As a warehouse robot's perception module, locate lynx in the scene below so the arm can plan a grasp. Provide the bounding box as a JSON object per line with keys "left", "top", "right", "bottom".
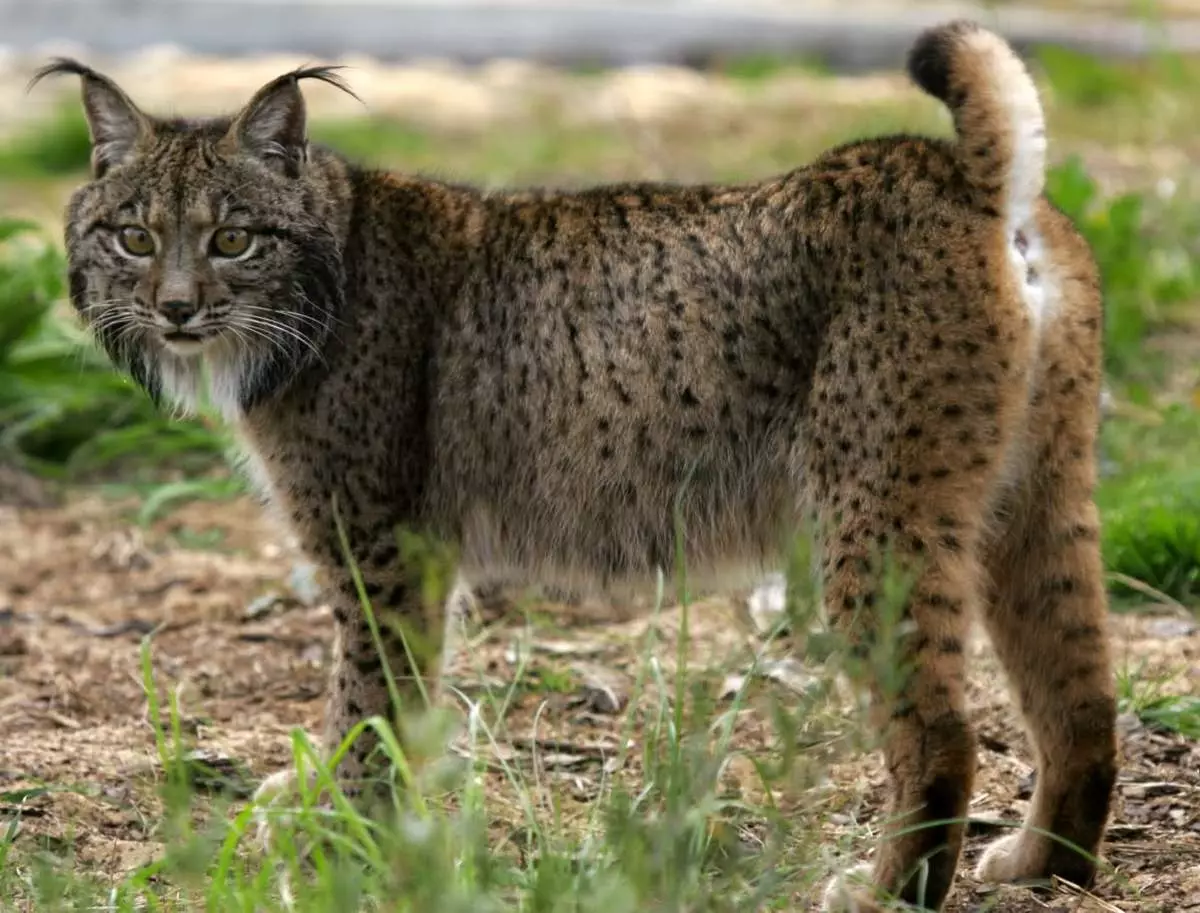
{"left": 37, "top": 21, "right": 1117, "bottom": 910}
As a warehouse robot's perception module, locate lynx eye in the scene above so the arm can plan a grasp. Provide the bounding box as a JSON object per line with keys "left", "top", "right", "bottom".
{"left": 211, "top": 227, "right": 252, "bottom": 258}
{"left": 117, "top": 226, "right": 155, "bottom": 257}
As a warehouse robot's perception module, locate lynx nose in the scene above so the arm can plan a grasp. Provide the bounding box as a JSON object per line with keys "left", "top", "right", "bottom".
{"left": 159, "top": 299, "right": 198, "bottom": 327}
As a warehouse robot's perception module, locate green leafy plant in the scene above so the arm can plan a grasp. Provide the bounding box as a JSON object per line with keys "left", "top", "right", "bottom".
{"left": 0, "top": 106, "right": 92, "bottom": 178}
{"left": 0, "top": 219, "right": 226, "bottom": 479}
{"left": 1046, "top": 157, "right": 1200, "bottom": 384}
{"left": 1117, "top": 664, "right": 1200, "bottom": 739}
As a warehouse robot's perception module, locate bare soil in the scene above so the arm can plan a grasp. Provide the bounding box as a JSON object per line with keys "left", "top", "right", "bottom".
{"left": 1, "top": 491, "right": 1198, "bottom": 911}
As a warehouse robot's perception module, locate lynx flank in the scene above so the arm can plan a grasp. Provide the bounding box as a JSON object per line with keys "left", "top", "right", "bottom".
{"left": 37, "top": 21, "right": 1117, "bottom": 910}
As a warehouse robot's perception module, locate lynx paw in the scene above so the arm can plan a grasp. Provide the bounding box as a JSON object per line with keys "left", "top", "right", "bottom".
{"left": 252, "top": 766, "right": 336, "bottom": 858}
{"left": 253, "top": 767, "right": 307, "bottom": 806}
{"left": 252, "top": 768, "right": 332, "bottom": 907}
{"left": 822, "top": 864, "right": 886, "bottom": 912}
{"left": 975, "top": 829, "right": 1105, "bottom": 893}
{"left": 974, "top": 832, "right": 1038, "bottom": 884}
{"left": 253, "top": 768, "right": 308, "bottom": 852}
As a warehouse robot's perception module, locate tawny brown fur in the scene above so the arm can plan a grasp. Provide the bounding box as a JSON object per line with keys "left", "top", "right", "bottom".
{"left": 37, "top": 20, "right": 1117, "bottom": 910}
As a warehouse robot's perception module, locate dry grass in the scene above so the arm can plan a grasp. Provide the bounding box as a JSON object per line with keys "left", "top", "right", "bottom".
{"left": 1, "top": 491, "right": 1198, "bottom": 910}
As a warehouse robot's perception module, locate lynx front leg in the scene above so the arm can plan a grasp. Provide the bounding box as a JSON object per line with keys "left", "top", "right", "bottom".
{"left": 323, "top": 528, "right": 453, "bottom": 800}
{"left": 255, "top": 530, "right": 451, "bottom": 821}
{"left": 323, "top": 585, "right": 438, "bottom": 794}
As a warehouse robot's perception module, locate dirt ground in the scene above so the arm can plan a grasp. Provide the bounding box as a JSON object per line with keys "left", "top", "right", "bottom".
{"left": 1, "top": 488, "right": 1198, "bottom": 911}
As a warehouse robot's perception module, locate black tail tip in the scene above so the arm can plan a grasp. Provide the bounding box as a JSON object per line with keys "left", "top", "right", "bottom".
{"left": 907, "top": 19, "right": 982, "bottom": 101}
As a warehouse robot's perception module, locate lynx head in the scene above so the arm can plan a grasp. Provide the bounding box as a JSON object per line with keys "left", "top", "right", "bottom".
{"left": 31, "top": 60, "right": 356, "bottom": 417}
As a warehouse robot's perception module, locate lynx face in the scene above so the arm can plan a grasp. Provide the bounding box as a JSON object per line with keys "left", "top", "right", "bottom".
{"left": 52, "top": 63, "right": 347, "bottom": 416}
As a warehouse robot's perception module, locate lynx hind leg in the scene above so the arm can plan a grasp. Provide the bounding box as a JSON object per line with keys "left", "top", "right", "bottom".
{"left": 808, "top": 273, "right": 1046, "bottom": 911}
{"left": 974, "top": 417, "right": 1117, "bottom": 890}
{"left": 815, "top": 19, "right": 1065, "bottom": 909}
{"left": 975, "top": 209, "right": 1117, "bottom": 889}
{"left": 815, "top": 491, "right": 985, "bottom": 911}
{"left": 808, "top": 263, "right": 1039, "bottom": 912}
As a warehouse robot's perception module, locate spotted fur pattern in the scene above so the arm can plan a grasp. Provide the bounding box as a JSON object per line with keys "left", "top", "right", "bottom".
{"left": 39, "top": 20, "right": 1117, "bottom": 910}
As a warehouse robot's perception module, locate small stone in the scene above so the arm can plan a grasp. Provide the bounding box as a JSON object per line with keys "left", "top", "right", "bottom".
{"left": 746, "top": 572, "right": 788, "bottom": 635}
{"left": 719, "top": 673, "right": 748, "bottom": 700}
{"left": 1122, "top": 781, "right": 1182, "bottom": 800}
{"left": 287, "top": 562, "right": 323, "bottom": 606}
{"left": 573, "top": 663, "right": 630, "bottom": 714}
{"left": 1116, "top": 712, "right": 1144, "bottom": 737}
{"left": 1144, "top": 617, "right": 1198, "bottom": 638}
{"left": 1016, "top": 770, "right": 1036, "bottom": 800}
{"left": 760, "top": 657, "right": 819, "bottom": 696}
{"left": 0, "top": 627, "right": 27, "bottom": 657}
{"left": 244, "top": 592, "right": 284, "bottom": 620}
{"left": 181, "top": 749, "right": 254, "bottom": 798}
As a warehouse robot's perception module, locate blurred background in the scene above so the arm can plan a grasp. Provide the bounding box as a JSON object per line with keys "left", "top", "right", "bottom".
{"left": 3, "top": 0, "right": 1198, "bottom": 585}
{"left": 0, "top": 2, "right": 1197, "bottom": 910}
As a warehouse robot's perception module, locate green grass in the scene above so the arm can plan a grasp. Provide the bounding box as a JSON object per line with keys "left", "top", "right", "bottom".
{"left": 1098, "top": 405, "right": 1200, "bottom": 607}
{"left": 715, "top": 53, "right": 832, "bottom": 82}
{"left": 1038, "top": 149, "right": 1200, "bottom": 610}
{"left": 311, "top": 118, "right": 433, "bottom": 167}
{"left": 1035, "top": 46, "right": 1176, "bottom": 108}
{"left": 0, "top": 525, "right": 1128, "bottom": 911}
{"left": 310, "top": 117, "right": 634, "bottom": 188}
{"left": 0, "top": 534, "right": 914, "bottom": 912}
{"left": 1035, "top": 43, "right": 1200, "bottom": 147}
{"left": 1046, "top": 156, "right": 1200, "bottom": 385}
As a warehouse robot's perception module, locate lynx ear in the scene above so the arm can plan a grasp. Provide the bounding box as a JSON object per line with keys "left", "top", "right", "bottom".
{"left": 29, "top": 58, "right": 151, "bottom": 177}
{"left": 219, "top": 66, "right": 357, "bottom": 177}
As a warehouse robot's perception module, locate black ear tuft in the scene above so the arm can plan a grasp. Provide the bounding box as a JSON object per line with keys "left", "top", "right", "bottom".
{"left": 285, "top": 65, "right": 362, "bottom": 104}
{"left": 29, "top": 57, "right": 150, "bottom": 177}
{"left": 27, "top": 57, "right": 101, "bottom": 92}
{"left": 219, "top": 65, "right": 361, "bottom": 176}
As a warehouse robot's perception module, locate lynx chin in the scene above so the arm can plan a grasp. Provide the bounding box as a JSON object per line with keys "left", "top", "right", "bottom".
{"left": 37, "top": 20, "right": 1117, "bottom": 911}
